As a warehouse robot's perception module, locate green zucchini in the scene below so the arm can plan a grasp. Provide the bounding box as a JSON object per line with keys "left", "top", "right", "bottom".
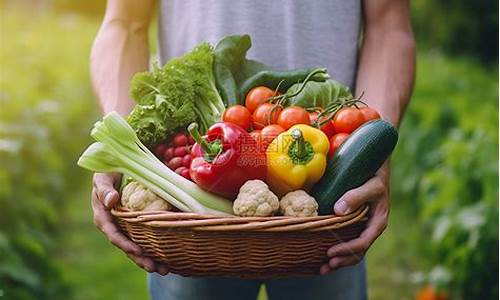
{"left": 239, "top": 67, "right": 329, "bottom": 101}
{"left": 311, "top": 119, "right": 399, "bottom": 215}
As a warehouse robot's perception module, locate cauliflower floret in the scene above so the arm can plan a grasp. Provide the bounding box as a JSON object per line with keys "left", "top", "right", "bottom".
{"left": 233, "top": 180, "right": 279, "bottom": 217}
{"left": 121, "top": 181, "right": 172, "bottom": 211}
{"left": 279, "top": 190, "right": 318, "bottom": 217}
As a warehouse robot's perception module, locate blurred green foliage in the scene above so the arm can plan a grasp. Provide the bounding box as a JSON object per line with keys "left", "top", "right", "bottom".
{"left": 0, "top": 10, "right": 99, "bottom": 299}
{"left": 412, "top": 0, "right": 499, "bottom": 63}
{"left": 0, "top": 2, "right": 498, "bottom": 300}
{"left": 392, "top": 52, "right": 498, "bottom": 298}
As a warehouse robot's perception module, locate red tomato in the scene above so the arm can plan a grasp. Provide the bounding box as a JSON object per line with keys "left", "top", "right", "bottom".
{"left": 252, "top": 103, "right": 282, "bottom": 130}
{"left": 328, "top": 133, "right": 349, "bottom": 157}
{"left": 222, "top": 105, "right": 252, "bottom": 131}
{"left": 245, "top": 86, "right": 276, "bottom": 113}
{"left": 249, "top": 130, "right": 264, "bottom": 153}
{"left": 309, "top": 111, "right": 336, "bottom": 138}
{"left": 277, "top": 106, "right": 310, "bottom": 130}
{"left": 261, "top": 124, "right": 285, "bottom": 150}
{"left": 359, "top": 107, "right": 381, "bottom": 122}
{"left": 333, "top": 107, "right": 365, "bottom": 134}
{"left": 250, "top": 130, "right": 262, "bottom": 142}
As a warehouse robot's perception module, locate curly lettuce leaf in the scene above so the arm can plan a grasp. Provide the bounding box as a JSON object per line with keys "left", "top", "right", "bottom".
{"left": 127, "top": 43, "right": 225, "bottom": 146}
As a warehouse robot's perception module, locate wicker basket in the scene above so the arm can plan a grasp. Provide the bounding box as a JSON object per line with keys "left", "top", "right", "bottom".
{"left": 111, "top": 205, "right": 368, "bottom": 279}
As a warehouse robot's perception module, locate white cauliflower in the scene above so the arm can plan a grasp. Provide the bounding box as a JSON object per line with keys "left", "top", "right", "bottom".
{"left": 121, "top": 181, "right": 172, "bottom": 211}
{"left": 233, "top": 180, "right": 279, "bottom": 217}
{"left": 279, "top": 190, "right": 318, "bottom": 217}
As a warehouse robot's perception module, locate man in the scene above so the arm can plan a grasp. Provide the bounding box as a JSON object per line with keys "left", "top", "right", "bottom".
{"left": 90, "top": 0, "right": 415, "bottom": 299}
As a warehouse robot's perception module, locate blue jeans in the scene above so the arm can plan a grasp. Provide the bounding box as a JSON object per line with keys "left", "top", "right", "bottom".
{"left": 148, "top": 260, "right": 366, "bottom": 300}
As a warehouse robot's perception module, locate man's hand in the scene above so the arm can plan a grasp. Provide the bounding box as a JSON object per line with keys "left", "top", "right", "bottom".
{"left": 320, "top": 163, "right": 390, "bottom": 275}
{"left": 91, "top": 173, "right": 169, "bottom": 275}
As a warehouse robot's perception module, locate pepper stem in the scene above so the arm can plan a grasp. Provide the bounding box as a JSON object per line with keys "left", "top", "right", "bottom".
{"left": 291, "top": 129, "right": 306, "bottom": 158}
{"left": 188, "top": 123, "right": 216, "bottom": 156}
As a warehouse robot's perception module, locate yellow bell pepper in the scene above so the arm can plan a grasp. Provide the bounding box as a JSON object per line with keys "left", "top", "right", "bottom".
{"left": 266, "top": 124, "right": 330, "bottom": 196}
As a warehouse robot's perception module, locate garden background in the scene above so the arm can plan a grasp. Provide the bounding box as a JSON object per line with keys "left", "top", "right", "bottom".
{"left": 1, "top": 0, "right": 498, "bottom": 299}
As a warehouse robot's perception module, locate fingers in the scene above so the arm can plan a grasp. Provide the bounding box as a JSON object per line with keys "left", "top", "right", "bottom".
{"left": 93, "top": 173, "right": 121, "bottom": 208}
{"left": 333, "top": 176, "right": 386, "bottom": 215}
{"left": 126, "top": 253, "right": 156, "bottom": 272}
{"left": 321, "top": 193, "right": 390, "bottom": 275}
{"left": 319, "top": 263, "right": 331, "bottom": 275}
{"left": 91, "top": 174, "right": 168, "bottom": 275}
{"left": 92, "top": 194, "right": 143, "bottom": 256}
{"left": 319, "top": 255, "right": 363, "bottom": 275}
{"left": 328, "top": 255, "right": 363, "bottom": 269}
{"left": 327, "top": 205, "right": 388, "bottom": 257}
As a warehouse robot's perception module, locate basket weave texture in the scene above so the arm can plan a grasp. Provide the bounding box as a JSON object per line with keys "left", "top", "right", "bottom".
{"left": 112, "top": 206, "right": 368, "bottom": 279}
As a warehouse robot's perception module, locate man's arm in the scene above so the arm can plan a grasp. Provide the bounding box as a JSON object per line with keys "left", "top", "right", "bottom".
{"left": 355, "top": 0, "right": 415, "bottom": 126}
{"left": 90, "top": 0, "right": 155, "bottom": 115}
{"left": 321, "top": 0, "right": 415, "bottom": 274}
{"left": 90, "top": 0, "right": 168, "bottom": 274}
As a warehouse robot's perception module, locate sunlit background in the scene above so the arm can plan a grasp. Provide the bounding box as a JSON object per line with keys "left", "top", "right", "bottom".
{"left": 0, "top": 1, "right": 498, "bottom": 299}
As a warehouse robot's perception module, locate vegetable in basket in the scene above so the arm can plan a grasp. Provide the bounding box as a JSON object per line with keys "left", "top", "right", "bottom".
{"left": 213, "top": 34, "right": 330, "bottom": 106}
{"left": 121, "top": 181, "right": 172, "bottom": 211}
{"left": 128, "top": 43, "right": 225, "bottom": 146}
{"left": 311, "top": 119, "right": 398, "bottom": 215}
{"left": 279, "top": 190, "right": 319, "bottom": 217}
{"left": 188, "top": 122, "right": 266, "bottom": 199}
{"left": 266, "top": 124, "right": 329, "bottom": 196}
{"left": 77, "top": 112, "right": 233, "bottom": 216}
{"left": 239, "top": 67, "right": 329, "bottom": 101}
{"left": 285, "top": 79, "right": 353, "bottom": 109}
{"left": 233, "top": 180, "right": 279, "bottom": 217}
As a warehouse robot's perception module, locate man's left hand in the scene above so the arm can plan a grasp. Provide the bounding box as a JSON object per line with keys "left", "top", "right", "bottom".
{"left": 320, "top": 162, "right": 390, "bottom": 275}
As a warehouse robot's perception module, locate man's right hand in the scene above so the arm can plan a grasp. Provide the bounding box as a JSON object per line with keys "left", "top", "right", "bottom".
{"left": 91, "top": 173, "right": 169, "bottom": 275}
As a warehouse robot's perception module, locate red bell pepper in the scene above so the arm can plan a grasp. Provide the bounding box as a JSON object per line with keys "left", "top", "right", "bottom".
{"left": 188, "top": 122, "right": 266, "bottom": 199}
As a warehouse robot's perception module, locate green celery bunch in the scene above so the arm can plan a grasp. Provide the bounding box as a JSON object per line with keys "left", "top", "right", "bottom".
{"left": 78, "top": 112, "right": 233, "bottom": 216}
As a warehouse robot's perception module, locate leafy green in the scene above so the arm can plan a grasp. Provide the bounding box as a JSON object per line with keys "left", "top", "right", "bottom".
{"left": 285, "top": 79, "right": 353, "bottom": 109}
{"left": 213, "top": 34, "right": 271, "bottom": 105}
{"left": 128, "top": 43, "right": 225, "bottom": 146}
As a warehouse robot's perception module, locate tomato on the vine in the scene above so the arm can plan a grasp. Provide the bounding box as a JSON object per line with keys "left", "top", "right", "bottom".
{"left": 359, "top": 107, "right": 381, "bottom": 122}
{"left": 328, "top": 133, "right": 349, "bottom": 157}
{"left": 222, "top": 105, "right": 252, "bottom": 131}
{"left": 277, "top": 106, "right": 310, "bottom": 130}
{"left": 310, "top": 111, "right": 336, "bottom": 138}
{"left": 250, "top": 129, "right": 262, "bottom": 142}
{"left": 261, "top": 124, "right": 285, "bottom": 150}
{"left": 333, "top": 107, "right": 365, "bottom": 134}
{"left": 252, "top": 103, "right": 282, "bottom": 130}
{"left": 245, "top": 86, "right": 276, "bottom": 113}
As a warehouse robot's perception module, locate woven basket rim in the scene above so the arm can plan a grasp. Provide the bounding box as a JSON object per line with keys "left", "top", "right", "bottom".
{"left": 111, "top": 205, "right": 369, "bottom": 232}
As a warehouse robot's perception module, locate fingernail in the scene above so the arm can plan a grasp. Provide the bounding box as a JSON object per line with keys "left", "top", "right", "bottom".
{"left": 334, "top": 200, "right": 348, "bottom": 215}
{"left": 104, "top": 192, "right": 113, "bottom": 207}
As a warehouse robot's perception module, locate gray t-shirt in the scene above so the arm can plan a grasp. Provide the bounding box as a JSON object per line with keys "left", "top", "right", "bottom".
{"left": 158, "top": 0, "right": 361, "bottom": 89}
